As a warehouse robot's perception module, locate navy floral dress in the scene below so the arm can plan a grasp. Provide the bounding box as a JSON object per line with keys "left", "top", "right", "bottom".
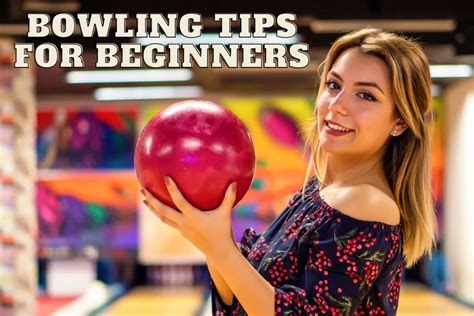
{"left": 211, "top": 177, "right": 404, "bottom": 315}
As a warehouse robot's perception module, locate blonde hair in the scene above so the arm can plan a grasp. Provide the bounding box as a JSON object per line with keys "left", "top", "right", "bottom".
{"left": 304, "top": 28, "right": 437, "bottom": 268}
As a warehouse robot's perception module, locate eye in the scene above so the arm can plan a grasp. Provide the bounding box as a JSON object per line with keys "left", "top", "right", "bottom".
{"left": 357, "top": 92, "right": 377, "bottom": 102}
{"left": 325, "top": 80, "right": 340, "bottom": 90}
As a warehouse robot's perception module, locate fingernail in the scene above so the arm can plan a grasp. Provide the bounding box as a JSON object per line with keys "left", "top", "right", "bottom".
{"left": 143, "top": 200, "right": 149, "bottom": 206}
{"left": 140, "top": 189, "right": 145, "bottom": 195}
{"left": 232, "top": 182, "right": 237, "bottom": 193}
{"left": 164, "top": 176, "right": 171, "bottom": 186}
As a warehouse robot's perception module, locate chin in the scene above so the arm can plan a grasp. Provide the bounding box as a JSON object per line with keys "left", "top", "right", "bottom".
{"left": 319, "top": 140, "right": 346, "bottom": 154}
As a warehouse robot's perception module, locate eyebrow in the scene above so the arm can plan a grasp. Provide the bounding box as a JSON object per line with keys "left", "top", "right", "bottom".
{"left": 329, "top": 71, "right": 385, "bottom": 95}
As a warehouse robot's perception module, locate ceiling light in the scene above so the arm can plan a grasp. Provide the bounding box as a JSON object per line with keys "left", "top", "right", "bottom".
{"left": 429, "top": 65, "right": 473, "bottom": 78}
{"left": 136, "top": 33, "right": 300, "bottom": 46}
{"left": 66, "top": 69, "right": 193, "bottom": 84}
{"left": 94, "top": 86, "right": 203, "bottom": 101}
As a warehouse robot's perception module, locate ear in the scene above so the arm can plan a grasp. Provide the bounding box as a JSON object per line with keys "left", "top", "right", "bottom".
{"left": 390, "top": 119, "right": 409, "bottom": 137}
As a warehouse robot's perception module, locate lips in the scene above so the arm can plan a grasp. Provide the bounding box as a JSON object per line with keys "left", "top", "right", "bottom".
{"left": 324, "top": 120, "right": 354, "bottom": 132}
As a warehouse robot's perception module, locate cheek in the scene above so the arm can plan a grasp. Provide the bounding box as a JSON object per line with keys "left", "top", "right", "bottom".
{"left": 352, "top": 106, "right": 384, "bottom": 126}
{"left": 316, "top": 96, "right": 329, "bottom": 116}
{"left": 355, "top": 113, "right": 391, "bottom": 140}
{"left": 316, "top": 101, "right": 328, "bottom": 128}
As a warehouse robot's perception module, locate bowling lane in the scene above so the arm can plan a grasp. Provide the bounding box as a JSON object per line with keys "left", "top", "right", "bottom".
{"left": 100, "top": 286, "right": 207, "bottom": 315}
{"left": 397, "top": 283, "right": 474, "bottom": 315}
{"left": 100, "top": 283, "right": 473, "bottom": 315}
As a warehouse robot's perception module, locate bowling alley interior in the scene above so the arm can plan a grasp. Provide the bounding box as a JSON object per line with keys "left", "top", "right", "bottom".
{"left": 1, "top": 1, "right": 474, "bottom": 315}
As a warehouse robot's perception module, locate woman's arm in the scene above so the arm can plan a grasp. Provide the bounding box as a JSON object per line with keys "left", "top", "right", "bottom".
{"left": 142, "top": 180, "right": 275, "bottom": 314}
{"left": 207, "top": 241, "right": 275, "bottom": 316}
{"left": 207, "top": 259, "right": 234, "bottom": 305}
{"left": 207, "top": 231, "right": 241, "bottom": 306}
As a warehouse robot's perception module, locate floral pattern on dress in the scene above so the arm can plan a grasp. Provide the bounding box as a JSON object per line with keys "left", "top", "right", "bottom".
{"left": 211, "top": 177, "right": 404, "bottom": 315}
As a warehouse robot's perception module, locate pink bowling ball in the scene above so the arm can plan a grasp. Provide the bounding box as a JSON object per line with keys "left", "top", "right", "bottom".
{"left": 134, "top": 100, "right": 256, "bottom": 211}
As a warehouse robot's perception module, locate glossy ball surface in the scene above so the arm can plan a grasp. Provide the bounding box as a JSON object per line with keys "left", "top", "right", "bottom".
{"left": 135, "top": 100, "right": 256, "bottom": 211}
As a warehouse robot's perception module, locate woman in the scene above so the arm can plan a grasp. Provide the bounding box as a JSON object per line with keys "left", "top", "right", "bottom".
{"left": 141, "top": 28, "right": 437, "bottom": 315}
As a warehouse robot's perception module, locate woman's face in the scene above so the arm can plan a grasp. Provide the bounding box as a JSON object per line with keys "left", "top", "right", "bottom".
{"left": 317, "top": 47, "right": 401, "bottom": 157}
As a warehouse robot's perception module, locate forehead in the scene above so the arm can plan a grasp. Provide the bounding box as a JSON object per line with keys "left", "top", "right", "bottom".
{"left": 330, "top": 47, "right": 391, "bottom": 87}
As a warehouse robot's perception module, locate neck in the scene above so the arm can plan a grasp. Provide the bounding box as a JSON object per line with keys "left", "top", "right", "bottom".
{"left": 321, "top": 150, "right": 386, "bottom": 189}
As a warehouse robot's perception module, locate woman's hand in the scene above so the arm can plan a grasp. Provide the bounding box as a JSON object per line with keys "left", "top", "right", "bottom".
{"left": 141, "top": 176, "right": 238, "bottom": 257}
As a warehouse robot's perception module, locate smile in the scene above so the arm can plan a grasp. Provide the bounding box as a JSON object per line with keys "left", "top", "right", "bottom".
{"left": 324, "top": 120, "right": 354, "bottom": 132}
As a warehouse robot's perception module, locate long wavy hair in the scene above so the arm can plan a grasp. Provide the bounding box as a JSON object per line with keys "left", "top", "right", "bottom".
{"left": 304, "top": 28, "right": 437, "bottom": 267}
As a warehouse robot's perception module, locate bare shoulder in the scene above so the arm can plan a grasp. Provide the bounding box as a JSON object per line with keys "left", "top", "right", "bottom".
{"left": 322, "top": 184, "right": 401, "bottom": 225}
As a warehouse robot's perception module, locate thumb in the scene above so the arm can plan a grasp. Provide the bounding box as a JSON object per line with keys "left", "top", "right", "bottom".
{"left": 216, "top": 182, "right": 237, "bottom": 212}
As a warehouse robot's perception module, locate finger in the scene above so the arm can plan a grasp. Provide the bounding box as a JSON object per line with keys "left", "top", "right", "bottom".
{"left": 164, "top": 176, "right": 198, "bottom": 214}
{"left": 142, "top": 192, "right": 185, "bottom": 225}
{"left": 144, "top": 200, "right": 179, "bottom": 228}
{"left": 148, "top": 205, "right": 180, "bottom": 230}
{"left": 156, "top": 213, "right": 180, "bottom": 229}
{"left": 215, "top": 182, "right": 237, "bottom": 211}
{"left": 143, "top": 199, "right": 181, "bottom": 229}
{"left": 142, "top": 188, "right": 167, "bottom": 210}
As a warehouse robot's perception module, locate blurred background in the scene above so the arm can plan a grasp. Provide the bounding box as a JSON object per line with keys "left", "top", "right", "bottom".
{"left": 0, "top": 0, "right": 473, "bottom": 315}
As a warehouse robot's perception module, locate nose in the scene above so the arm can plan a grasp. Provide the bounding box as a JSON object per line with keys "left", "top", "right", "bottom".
{"left": 328, "top": 90, "right": 348, "bottom": 115}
